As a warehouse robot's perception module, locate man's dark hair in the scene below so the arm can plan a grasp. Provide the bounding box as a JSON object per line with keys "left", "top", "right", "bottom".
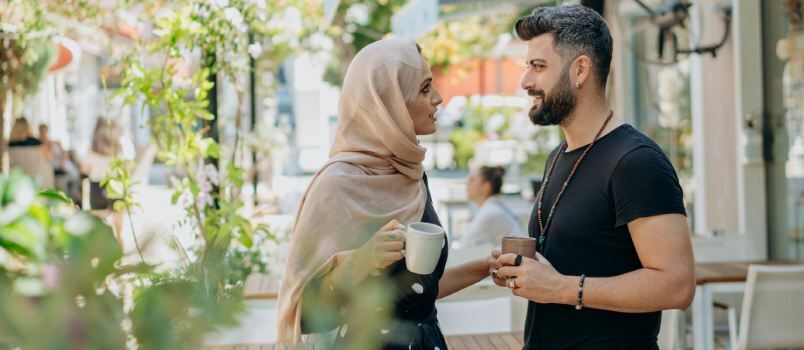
{"left": 515, "top": 5, "right": 613, "bottom": 88}
{"left": 479, "top": 166, "right": 506, "bottom": 195}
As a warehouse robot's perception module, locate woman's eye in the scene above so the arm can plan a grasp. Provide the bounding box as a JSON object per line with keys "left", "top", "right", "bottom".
{"left": 421, "top": 86, "right": 430, "bottom": 94}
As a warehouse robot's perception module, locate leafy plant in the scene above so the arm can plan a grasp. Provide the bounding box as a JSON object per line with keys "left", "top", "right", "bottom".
{"left": 1, "top": 1, "right": 320, "bottom": 348}
{"left": 0, "top": 170, "right": 126, "bottom": 348}
{"left": 449, "top": 101, "right": 526, "bottom": 170}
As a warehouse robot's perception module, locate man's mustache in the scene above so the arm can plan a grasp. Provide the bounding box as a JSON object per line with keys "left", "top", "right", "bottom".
{"left": 527, "top": 89, "right": 545, "bottom": 99}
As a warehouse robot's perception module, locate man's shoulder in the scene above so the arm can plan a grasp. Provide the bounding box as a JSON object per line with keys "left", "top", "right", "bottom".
{"left": 606, "top": 124, "right": 659, "bottom": 149}
{"left": 604, "top": 125, "right": 667, "bottom": 163}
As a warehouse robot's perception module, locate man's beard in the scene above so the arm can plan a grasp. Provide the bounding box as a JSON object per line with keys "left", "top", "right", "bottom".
{"left": 527, "top": 68, "right": 577, "bottom": 126}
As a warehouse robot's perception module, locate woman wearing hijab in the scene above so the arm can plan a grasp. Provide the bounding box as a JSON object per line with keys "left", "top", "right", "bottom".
{"left": 277, "top": 38, "right": 492, "bottom": 349}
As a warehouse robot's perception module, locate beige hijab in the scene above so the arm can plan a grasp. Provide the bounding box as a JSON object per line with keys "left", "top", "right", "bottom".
{"left": 276, "top": 38, "right": 429, "bottom": 343}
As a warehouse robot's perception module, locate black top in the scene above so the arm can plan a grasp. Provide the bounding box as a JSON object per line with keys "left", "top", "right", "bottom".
{"left": 8, "top": 137, "right": 41, "bottom": 147}
{"left": 302, "top": 174, "right": 448, "bottom": 350}
{"left": 523, "top": 125, "right": 686, "bottom": 350}
{"left": 367, "top": 173, "right": 449, "bottom": 349}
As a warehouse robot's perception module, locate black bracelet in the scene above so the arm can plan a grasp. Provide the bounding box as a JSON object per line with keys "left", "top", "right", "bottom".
{"left": 575, "top": 274, "right": 586, "bottom": 310}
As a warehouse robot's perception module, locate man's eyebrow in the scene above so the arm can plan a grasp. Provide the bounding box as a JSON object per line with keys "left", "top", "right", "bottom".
{"left": 528, "top": 58, "right": 548, "bottom": 66}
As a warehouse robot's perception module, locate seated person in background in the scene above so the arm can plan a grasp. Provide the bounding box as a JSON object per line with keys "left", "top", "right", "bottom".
{"left": 40, "top": 123, "right": 81, "bottom": 201}
{"left": 8, "top": 117, "right": 54, "bottom": 188}
{"left": 458, "top": 166, "right": 525, "bottom": 249}
{"left": 9, "top": 117, "right": 43, "bottom": 148}
{"left": 81, "top": 117, "right": 126, "bottom": 210}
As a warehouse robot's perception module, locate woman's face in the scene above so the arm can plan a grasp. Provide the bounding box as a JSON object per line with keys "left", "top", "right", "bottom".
{"left": 408, "top": 55, "right": 443, "bottom": 135}
{"left": 466, "top": 169, "right": 490, "bottom": 202}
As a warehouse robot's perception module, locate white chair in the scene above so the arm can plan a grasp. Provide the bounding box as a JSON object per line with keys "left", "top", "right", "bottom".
{"left": 726, "top": 265, "right": 804, "bottom": 350}
{"left": 8, "top": 146, "right": 54, "bottom": 189}
{"left": 658, "top": 309, "right": 685, "bottom": 350}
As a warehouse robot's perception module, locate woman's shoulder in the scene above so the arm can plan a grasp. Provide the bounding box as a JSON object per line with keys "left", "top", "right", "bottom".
{"left": 321, "top": 161, "right": 365, "bottom": 175}
{"left": 308, "top": 162, "right": 365, "bottom": 191}
{"left": 321, "top": 161, "right": 393, "bottom": 183}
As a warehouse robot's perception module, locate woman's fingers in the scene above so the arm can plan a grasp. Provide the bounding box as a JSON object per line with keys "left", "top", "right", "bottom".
{"left": 488, "top": 257, "right": 502, "bottom": 270}
{"left": 381, "top": 219, "right": 400, "bottom": 231}
{"left": 381, "top": 252, "right": 404, "bottom": 261}
{"left": 380, "top": 230, "right": 405, "bottom": 242}
{"left": 379, "top": 240, "right": 404, "bottom": 252}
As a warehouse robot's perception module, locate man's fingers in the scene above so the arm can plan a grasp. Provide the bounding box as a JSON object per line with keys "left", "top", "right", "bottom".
{"left": 534, "top": 252, "right": 549, "bottom": 264}
{"left": 496, "top": 265, "right": 522, "bottom": 279}
{"left": 492, "top": 275, "right": 506, "bottom": 287}
{"left": 491, "top": 247, "right": 502, "bottom": 258}
{"left": 498, "top": 253, "right": 518, "bottom": 266}
{"left": 500, "top": 253, "right": 537, "bottom": 267}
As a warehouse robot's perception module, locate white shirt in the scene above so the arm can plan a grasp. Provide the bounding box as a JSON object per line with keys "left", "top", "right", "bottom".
{"left": 82, "top": 151, "right": 116, "bottom": 182}
{"left": 458, "top": 195, "right": 526, "bottom": 248}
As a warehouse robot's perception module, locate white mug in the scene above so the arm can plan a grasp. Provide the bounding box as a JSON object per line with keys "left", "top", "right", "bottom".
{"left": 403, "top": 222, "right": 445, "bottom": 275}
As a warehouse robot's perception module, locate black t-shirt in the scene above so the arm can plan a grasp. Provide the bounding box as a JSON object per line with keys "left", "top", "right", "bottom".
{"left": 523, "top": 124, "right": 686, "bottom": 350}
{"left": 8, "top": 137, "right": 41, "bottom": 147}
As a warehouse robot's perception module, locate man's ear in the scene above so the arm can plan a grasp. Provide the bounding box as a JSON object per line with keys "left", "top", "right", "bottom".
{"left": 572, "top": 55, "right": 592, "bottom": 89}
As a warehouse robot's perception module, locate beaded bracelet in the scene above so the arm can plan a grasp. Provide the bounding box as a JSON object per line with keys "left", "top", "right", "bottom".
{"left": 575, "top": 274, "right": 586, "bottom": 310}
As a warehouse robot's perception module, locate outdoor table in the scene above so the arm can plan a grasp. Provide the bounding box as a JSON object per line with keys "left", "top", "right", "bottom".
{"left": 243, "top": 273, "right": 281, "bottom": 300}
{"left": 691, "top": 260, "right": 804, "bottom": 350}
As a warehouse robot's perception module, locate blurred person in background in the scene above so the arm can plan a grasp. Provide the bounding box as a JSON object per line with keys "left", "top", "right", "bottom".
{"left": 9, "top": 117, "right": 42, "bottom": 148}
{"left": 459, "top": 165, "right": 525, "bottom": 249}
{"left": 39, "top": 123, "right": 81, "bottom": 201}
{"left": 80, "top": 117, "right": 133, "bottom": 210}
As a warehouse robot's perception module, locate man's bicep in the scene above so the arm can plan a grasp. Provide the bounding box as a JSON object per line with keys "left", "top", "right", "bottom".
{"left": 628, "top": 213, "right": 694, "bottom": 273}
{"left": 611, "top": 147, "right": 686, "bottom": 227}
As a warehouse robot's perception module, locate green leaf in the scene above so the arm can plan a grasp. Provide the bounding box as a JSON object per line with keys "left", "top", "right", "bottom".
{"left": 171, "top": 191, "right": 182, "bottom": 205}
{"left": 107, "top": 180, "right": 125, "bottom": 198}
{"left": 201, "top": 138, "right": 220, "bottom": 159}
{"left": 0, "top": 170, "right": 37, "bottom": 225}
{"left": 113, "top": 201, "right": 127, "bottom": 212}
{"left": 37, "top": 189, "right": 73, "bottom": 205}
{"left": 237, "top": 233, "right": 252, "bottom": 248}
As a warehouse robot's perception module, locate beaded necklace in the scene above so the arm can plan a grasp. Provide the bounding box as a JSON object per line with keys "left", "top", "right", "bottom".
{"left": 535, "top": 110, "right": 615, "bottom": 253}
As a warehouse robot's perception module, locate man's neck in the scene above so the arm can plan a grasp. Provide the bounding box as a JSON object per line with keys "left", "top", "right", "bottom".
{"left": 560, "top": 94, "right": 622, "bottom": 151}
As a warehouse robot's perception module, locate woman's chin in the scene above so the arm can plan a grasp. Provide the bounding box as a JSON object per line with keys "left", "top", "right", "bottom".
{"left": 415, "top": 125, "right": 437, "bottom": 136}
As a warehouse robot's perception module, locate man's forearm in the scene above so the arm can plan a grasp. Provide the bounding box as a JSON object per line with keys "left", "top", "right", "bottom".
{"left": 555, "top": 268, "right": 695, "bottom": 313}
